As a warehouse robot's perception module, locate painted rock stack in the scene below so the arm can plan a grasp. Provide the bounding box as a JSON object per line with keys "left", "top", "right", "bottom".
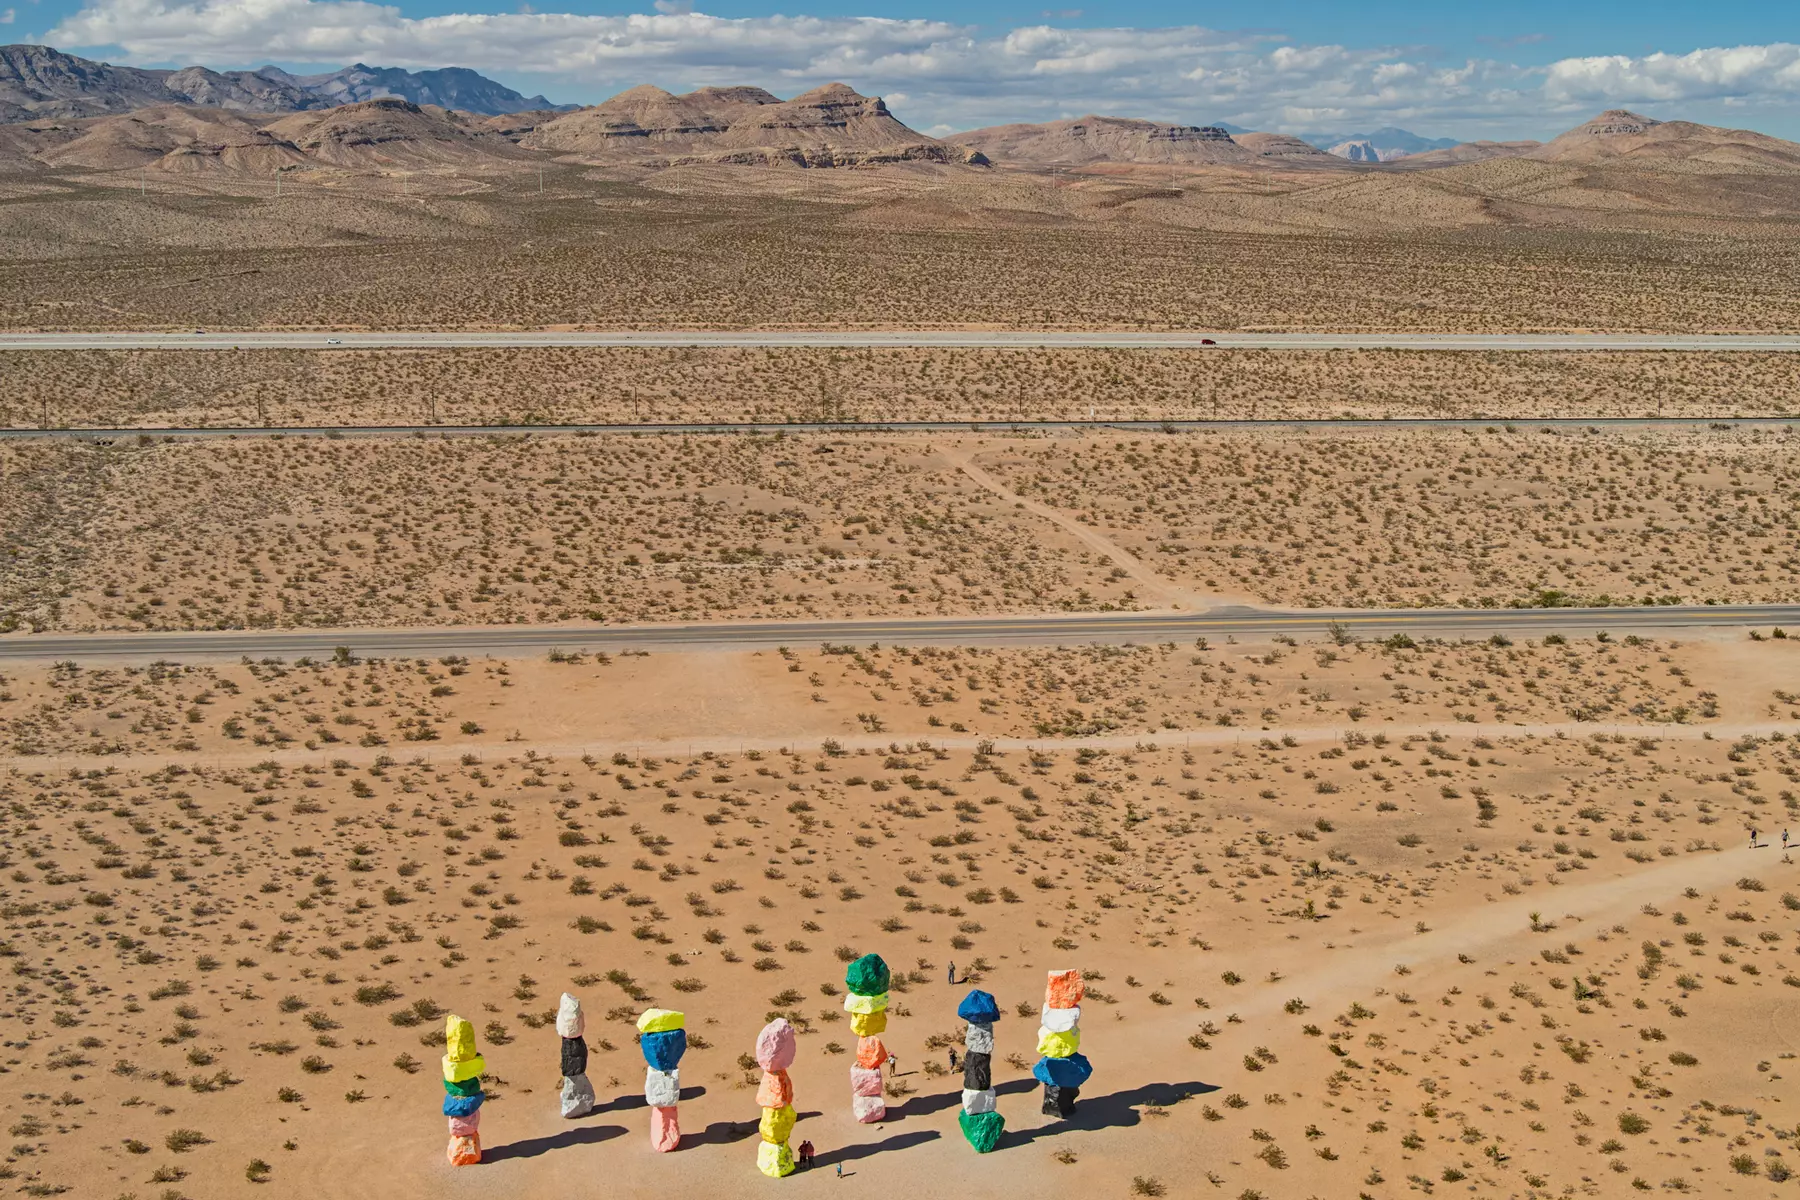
{"left": 442, "top": 1015, "right": 486, "bottom": 1165}
{"left": 638, "top": 1007, "right": 687, "bottom": 1152}
{"left": 557, "top": 993, "right": 595, "bottom": 1119}
{"left": 843, "top": 953, "right": 891, "bottom": 1124}
{"left": 753, "top": 1017, "right": 798, "bottom": 1178}
{"left": 956, "top": 988, "right": 1004, "bottom": 1152}
{"left": 1033, "top": 969, "right": 1091, "bottom": 1119}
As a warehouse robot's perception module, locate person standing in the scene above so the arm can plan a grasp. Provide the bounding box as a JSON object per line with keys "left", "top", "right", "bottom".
{"left": 947, "top": 961, "right": 955, "bottom": 985}
{"left": 798, "top": 1139, "right": 814, "bottom": 1169}
{"left": 949, "top": 1047, "right": 959, "bottom": 1071}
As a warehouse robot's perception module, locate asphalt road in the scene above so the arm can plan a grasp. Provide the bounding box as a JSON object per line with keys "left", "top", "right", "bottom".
{"left": 5, "top": 331, "right": 1800, "bottom": 351}
{"left": 1, "top": 605, "right": 1790, "bottom": 663}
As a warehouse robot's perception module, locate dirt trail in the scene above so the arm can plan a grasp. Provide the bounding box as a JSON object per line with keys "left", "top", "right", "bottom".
{"left": 1223, "top": 842, "right": 1781, "bottom": 1029}
{"left": 9, "top": 718, "right": 1792, "bottom": 776}
{"left": 937, "top": 442, "right": 1221, "bottom": 611}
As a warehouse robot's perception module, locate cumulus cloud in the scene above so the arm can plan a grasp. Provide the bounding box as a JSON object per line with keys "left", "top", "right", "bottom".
{"left": 44, "top": 0, "right": 1800, "bottom": 135}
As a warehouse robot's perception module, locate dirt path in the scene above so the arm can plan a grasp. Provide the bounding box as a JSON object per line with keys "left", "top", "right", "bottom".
{"left": 937, "top": 442, "right": 1222, "bottom": 611}
{"left": 1223, "top": 841, "right": 1780, "bottom": 1028}
{"left": 9, "top": 719, "right": 1792, "bottom": 775}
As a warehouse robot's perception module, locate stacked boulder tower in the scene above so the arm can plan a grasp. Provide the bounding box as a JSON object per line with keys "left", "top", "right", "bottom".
{"left": 753, "top": 1017, "right": 799, "bottom": 1178}
{"left": 1034, "top": 969, "right": 1092, "bottom": 1118}
{"left": 441, "top": 1015, "right": 486, "bottom": 1165}
{"left": 557, "top": 993, "right": 595, "bottom": 1119}
{"left": 842, "top": 953, "right": 892, "bottom": 1124}
{"left": 956, "top": 989, "right": 1004, "bottom": 1152}
{"left": 638, "top": 1007, "right": 688, "bottom": 1151}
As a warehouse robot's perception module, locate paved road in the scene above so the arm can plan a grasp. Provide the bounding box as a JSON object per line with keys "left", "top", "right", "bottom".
{"left": 1, "top": 605, "right": 1789, "bottom": 663}
{"left": 6, "top": 416, "right": 1797, "bottom": 441}
{"left": 4, "top": 331, "right": 1800, "bottom": 351}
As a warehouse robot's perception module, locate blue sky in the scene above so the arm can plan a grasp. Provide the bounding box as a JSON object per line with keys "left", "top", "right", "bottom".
{"left": 15, "top": 0, "right": 1800, "bottom": 138}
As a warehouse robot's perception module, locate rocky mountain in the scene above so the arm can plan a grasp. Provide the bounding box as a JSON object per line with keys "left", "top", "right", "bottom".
{"left": 1523, "top": 109, "right": 1800, "bottom": 172}
{"left": 263, "top": 63, "right": 567, "bottom": 115}
{"left": 954, "top": 116, "right": 1257, "bottom": 165}
{"left": 1307, "top": 126, "right": 1461, "bottom": 161}
{"left": 524, "top": 82, "right": 982, "bottom": 167}
{"left": 0, "top": 43, "right": 564, "bottom": 122}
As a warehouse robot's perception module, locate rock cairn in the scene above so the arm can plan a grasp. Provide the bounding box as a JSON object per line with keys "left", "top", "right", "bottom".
{"left": 956, "top": 988, "right": 1004, "bottom": 1152}
{"left": 753, "top": 1017, "right": 799, "bottom": 1177}
{"left": 843, "top": 953, "right": 891, "bottom": 1124}
{"left": 1034, "top": 969, "right": 1091, "bottom": 1118}
{"left": 441, "top": 1015, "right": 486, "bottom": 1165}
{"left": 557, "top": 993, "right": 595, "bottom": 1119}
{"left": 638, "top": 1007, "right": 687, "bottom": 1151}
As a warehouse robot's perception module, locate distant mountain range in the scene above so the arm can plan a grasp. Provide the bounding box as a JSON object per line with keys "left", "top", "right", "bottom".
{"left": 0, "top": 44, "right": 569, "bottom": 121}
{"left": 5, "top": 44, "right": 1799, "bottom": 182}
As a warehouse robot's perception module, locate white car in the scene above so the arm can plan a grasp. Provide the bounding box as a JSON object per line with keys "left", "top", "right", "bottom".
{"left": 326, "top": 339, "right": 342, "bottom": 345}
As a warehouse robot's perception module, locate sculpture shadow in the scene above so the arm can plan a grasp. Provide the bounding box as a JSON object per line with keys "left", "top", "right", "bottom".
{"left": 595, "top": 1084, "right": 708, "bottom": 1114}
{"left": 885, "top": 1076, "right": 1035, "bottom": 1120}
{"left": 485, "top": 1123, "right": 627, "bottom": 1162}
{"left": 998, "top": 1080, "right": 1218, "bottom": 1149}
{"left": 683, "top": 1111, "right": 820, "bottom": 1150}
{"left": 813, "top": 1128, "right": 939, "bottom": 1167}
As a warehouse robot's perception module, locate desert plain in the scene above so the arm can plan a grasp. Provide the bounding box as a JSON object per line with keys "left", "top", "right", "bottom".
{"left": 4, "top": 61, "right": 1800, "bottom": 1200}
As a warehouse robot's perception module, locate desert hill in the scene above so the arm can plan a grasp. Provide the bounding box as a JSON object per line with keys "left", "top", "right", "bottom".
{"left": 0, "top": 97, "right": 536, "bottom": 176}
{"left": 264, "top": 98, "right": 539, "bottom": 168}
{"left": 1524, "top": 108, "right": 1800, "bottom": 173}
{"left": 524, "top": 81, "right": 983, "bottom": 167}
{"left": 953, "top": 115, "right": 1255, "bottom": 165}
{"left": 1232, "top": 131, "right": 1336, "bottom": 162}
{"left": 954, "top": 114, "right": 1342, "bottom": 166}
{"left": 0, "top": 43, "right": 562, "bottom": 122}
{"left": 30, "top": 104, "right": 307, "bottom": 173}
{"left": 1392, "top": 139, "right": 1542, "bottom": 167}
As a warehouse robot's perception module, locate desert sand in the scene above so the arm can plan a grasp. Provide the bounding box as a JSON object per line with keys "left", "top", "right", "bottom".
{"left": 1, "top": 631, "right": 1797, "bottom": 1199}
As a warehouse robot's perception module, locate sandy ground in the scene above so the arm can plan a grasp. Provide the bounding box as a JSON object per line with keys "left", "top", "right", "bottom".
{"left": 7, "top": 347, "right": 1800, "bottom": 430}
{"left": 2, "top": 632, "right": 1798, "bottom": 1198}
{"left": 5, "top": 426, "right": 1798, "bottom": 635}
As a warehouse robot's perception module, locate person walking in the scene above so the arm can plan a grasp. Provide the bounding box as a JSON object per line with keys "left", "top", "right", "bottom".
{"left": 798, "top": 1140, "right": 814, "bottom": 1170}
{"left": 888, "top": 1054, "right": 900, "bottom": 1076}
{"left": 947, "top": 961, "right": 955, "bottom": 985}
{"left": 836, "top": 1162, "right": 844, "bottom": 1179}
{"left": 1784, "top": 829, "right": 1790, "bottom": 850}
{"left": 1751, "top": 828, "right": 1759, "bottom": 849}
{"left": 949, "top": 1047, "right": 959, "bottom": 1071}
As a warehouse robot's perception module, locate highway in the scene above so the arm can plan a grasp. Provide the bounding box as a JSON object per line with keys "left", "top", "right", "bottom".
{"left": 1, "top": 604, "right": 1790, "bottom": 663}
{"left": 4, "top": 331, "right": 1800, "bottom": 352}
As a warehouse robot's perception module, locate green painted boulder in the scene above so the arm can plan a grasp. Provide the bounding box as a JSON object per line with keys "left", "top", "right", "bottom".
{"left": 958, "top": 1109, "right": 1005, "bottom": 1153}
{"left": 844, "top": 953, "right": 891, "bottom": 997}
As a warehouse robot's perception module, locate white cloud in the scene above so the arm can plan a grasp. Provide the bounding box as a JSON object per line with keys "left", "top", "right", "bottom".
{"left": 0, "top": 8, "right": 15, "bottom": 23}
{"left": 43, "top": 0, "right": 1800, "bottom": 137}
